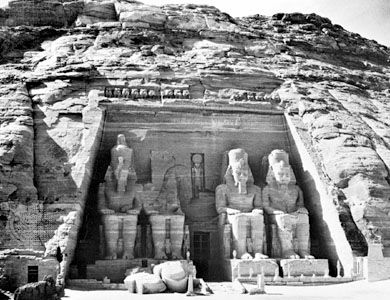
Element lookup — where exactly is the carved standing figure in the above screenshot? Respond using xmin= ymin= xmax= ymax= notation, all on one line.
xmin=262 ymin=149 xmax=313 ymax=259
xmin=191 ymin=153 xmax=204 ymax=199
xmin=215 ymin=149 xmax=267 ymax=259
xmin=99 ymin=134 xmax=141 ymax=259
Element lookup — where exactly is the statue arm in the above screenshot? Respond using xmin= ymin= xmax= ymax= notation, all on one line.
xmin=215 ymin=185 xmax=228 ymax=214
xmin=262 ymin=186 xmax=280 ymax=215
xmin=296 ymin=186 xmax=308 ymax=214
xmin=130 ymin=149 xmax=135 ymax=169
xmin=110 ymin=148 xmax=118 ymax=171
xmin=252 ymin=187 xmax=263 ymax=214
xmin=132 ymin=196 xmax=141 ymax=211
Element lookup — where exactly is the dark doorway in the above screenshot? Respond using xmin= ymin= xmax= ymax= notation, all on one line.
xmin=192 ymin=231 xmax=210 ymax=280
xmin=27 ymin=266 xmax=39 ymax=283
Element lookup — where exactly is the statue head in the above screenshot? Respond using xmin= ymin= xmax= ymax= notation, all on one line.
xmin=266 ymin=149 xmax=296 ymax=185
xmin=192 ymin=153 xmax=203 ymax=168
xmin=227 ymin=149 xmax=251 ymax=194
xmin=268 ymin=149 xmax=289 ymax=166
xmin=131 ymin=89 xmax=139 ymax=97
xmin=148 ymin=89 xmax=156 ymax=98
xmin=273 ymin=161 xmax=291 ymax=185
xmin=140 ymin=89 xmax=148 ymax=98
xmin=116 ymin=134 xmax=127 ymax=146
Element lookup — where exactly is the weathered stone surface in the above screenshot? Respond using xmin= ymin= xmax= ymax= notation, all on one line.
xmin=228 ymin=258 xmax=278 ymax=279
xmin=13 ymin=276 xmax=57 ymax=300
xmin=116 ymin=2 xmax=166 ymax=26
xmin=6 ymin=0 xmax=67 ymax=27
xmin=124 ymin=272 xmax=166 ymax=294
xmin=0 ymin=249 xmax=58 ymax=291
xmin=153 ymin=261 xmax=191 ymax=293
xmin=0 ymin=0 xmax=389 ymax=284
xmin=76 ymin=1 xmax=116 ymax=26
xmin=0 ymin=83 xmax=36 ymax=204
xmin=280 ymin=259 xmax=329 ymax=277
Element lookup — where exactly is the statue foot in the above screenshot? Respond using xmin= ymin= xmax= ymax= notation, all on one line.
xmin=241 ymin=253 xmax=253 ymax=260
xmin=154 ymin=254 xmax=168 ymax=260
xmin=123 ymin=252 xmax=134 ymax=260
xmin=283 ymin=251 xmax=299 ymax=259
xmin=254 ymin=253 xmax=269 ymax=260
xmin=171 ymin=253 xmax=183 ymax=260
xmin=299 ymin=252 xmax=314 ymax=259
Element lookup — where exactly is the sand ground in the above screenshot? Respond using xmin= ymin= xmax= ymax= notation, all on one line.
xmin=63 ymin=279 xmax=390 ymax=300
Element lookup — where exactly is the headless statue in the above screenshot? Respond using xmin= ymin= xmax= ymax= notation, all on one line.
xmin=216 ymin=149 xmax=267 ymax=259
xmin=99 ymin=134 xmax=140 ymax=259
xmin=262 ymin=150 xmax=313 ymax=259
xmin=145 ymin=165 xmax=187 ymax=260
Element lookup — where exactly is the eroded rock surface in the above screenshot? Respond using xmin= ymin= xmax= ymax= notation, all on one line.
xmin=0 ymin=0 xmax=389 ymax=283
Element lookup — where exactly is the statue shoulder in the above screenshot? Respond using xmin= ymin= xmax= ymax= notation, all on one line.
xmin=253 ymin=184 xmax=261 ymax=192
xmin=248 ymin=184 xmax=261 ymax=195
xmin=293 ymin=184 xmax=303 ymax=193
xmin=216 ymin=184 xmax=228 ymax=194
xmin=262 ymin=185 xmax=270 ymax=193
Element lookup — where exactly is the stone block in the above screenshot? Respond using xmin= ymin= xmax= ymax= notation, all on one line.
xmin=280 ymin=259 xmax=328 ymax=277
xmin=7 ymin=0 xmax=66 ymax=27
xmin=83 ymin=1 xmax=116 ymax=20
xmin=124 ymin=272 xmax=166 ymax=294
xmin=115 ymin=2 xmax=166 ymax=25
xmin=226 ymin=259 xmax=278 ymax=281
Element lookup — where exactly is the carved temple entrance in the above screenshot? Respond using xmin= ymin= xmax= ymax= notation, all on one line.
xmin=192 ymin=231 xmax=211 ymax=280
xmin=71 ymin=103 xmax=348 ymax=282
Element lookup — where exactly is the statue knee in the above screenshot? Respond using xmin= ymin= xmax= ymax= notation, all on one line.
xmin=297 ymin=213 xmax=309 ymax=224
xmin=218 ymin=213 xmax=227 ymax=227
xmin=250 ymin=214 xmax=263 ymax=227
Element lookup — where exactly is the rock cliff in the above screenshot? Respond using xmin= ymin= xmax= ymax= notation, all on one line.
xmin=0 ymin=0 xmax=389 ymax=278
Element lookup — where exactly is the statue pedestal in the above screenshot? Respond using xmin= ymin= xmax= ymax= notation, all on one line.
xmin=85 ymin=258 xmax=189 ymax=283
xmin=224 ymin=259 xmax=278 ymax=281
xmin=280 ymin=259 xmax=328 ymax=277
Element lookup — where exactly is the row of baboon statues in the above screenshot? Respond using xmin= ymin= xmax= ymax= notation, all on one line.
xmin=98 ymin=134 xmax=313 ymax=261
xmin=104 ymin=86 xmax=190 ymax=99
xmin=103 ymin=87 xmax=269 ymax=102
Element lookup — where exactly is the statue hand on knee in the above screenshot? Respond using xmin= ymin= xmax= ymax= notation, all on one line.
xmin=251 ymin=208 xmax=263 ymax=215
xmin=226 ymin=208 xmax=241 ymax=215
xmin=219 ymin=212 xmax=227 ymax=226
xmin=120 ymin=205 xmax=132 ymax=213
xmin=297 ymin=207 xmax=308 ymax=214
xmin=101 ymin=208 xmax=115 ymax=215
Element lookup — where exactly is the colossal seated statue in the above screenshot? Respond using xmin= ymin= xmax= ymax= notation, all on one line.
xmin=216 ymin=148 xmax=267 ymax=259
xmin=262 ymin=149 xmax=313 ymax=259
xmin=99 ymin=134 xmax=141 ymax=259
xmin=145 ymin=164 xmax=186 ymax=260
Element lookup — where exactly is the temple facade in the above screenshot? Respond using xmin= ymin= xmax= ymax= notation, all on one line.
xmin=1 ymin=0 xmax=390 ymax=291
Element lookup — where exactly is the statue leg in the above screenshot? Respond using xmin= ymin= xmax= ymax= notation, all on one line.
xmin=102 ymin=215 xmax=119 ymax=259
xmin=296 ymin=213 xmax=312 ymax=258
xmin=227 ymin=214 xmax=247 ymax=258
xmin=250 ymin=213 xmax=266 ymax=256
xmin=274 ymin=214 xmax=299 ymax=259
xmin=170 ymin=215 xmax=185 ymax=259
xmin=122 ymin=215 xmax=138 ymax=259
xmin=218 ymin=213 xmax=231 ymax=258
xmin=149 ymin=215 xmax=168 ymax=260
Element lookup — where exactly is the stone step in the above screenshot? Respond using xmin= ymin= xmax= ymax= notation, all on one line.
xmin=239 ymin=276 xmax=354 ymax=285
xmin=102 ymin=283 xmax=127 ymax=290
xmin=67 ymin=279 xmax=105 ymax=290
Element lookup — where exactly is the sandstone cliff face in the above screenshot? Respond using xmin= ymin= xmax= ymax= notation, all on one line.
xmin=0 ymin=0 xmax=389 ymax=275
